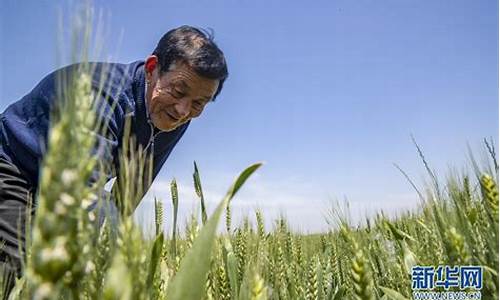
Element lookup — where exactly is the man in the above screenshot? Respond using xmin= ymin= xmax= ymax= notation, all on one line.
xmin=0 ymin=25 xmax=228 ymax=283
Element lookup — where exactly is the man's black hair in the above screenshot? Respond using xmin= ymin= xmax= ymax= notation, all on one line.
xmin=152 ymin=25 xmax=228 ymax=101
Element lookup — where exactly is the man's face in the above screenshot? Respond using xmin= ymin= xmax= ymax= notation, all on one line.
xmin=145 ymin=58 xmax=219 ymax=131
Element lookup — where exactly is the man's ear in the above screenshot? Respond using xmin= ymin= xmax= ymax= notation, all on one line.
xmin=145 ymin=55 xmax=158 ymax=77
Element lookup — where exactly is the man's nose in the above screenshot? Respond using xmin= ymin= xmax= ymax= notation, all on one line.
xmin=174 ymin=99 xmax=191 ymax=118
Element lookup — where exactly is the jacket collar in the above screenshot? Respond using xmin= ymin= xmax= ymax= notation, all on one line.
xmin=132 ymin=61 xmax=149 ymax=125
xmin=132 ymin=61 xmax=161 ymax=133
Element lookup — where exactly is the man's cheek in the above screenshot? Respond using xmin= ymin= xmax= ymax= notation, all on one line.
xmin=150 ymin=101 xmax=164 ymax=114
xmin=190 ymin=110 xmax=203 ymax=118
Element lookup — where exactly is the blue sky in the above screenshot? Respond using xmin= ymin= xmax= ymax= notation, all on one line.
xmin=1 ymin=0 xmax=498 ymax=233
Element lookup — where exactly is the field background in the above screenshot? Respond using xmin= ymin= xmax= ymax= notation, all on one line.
xmin=1 ymin=0 xmax=498 ymax=233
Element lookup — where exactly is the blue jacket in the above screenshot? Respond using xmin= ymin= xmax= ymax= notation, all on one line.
xmin=0 ymin=60 xmax=189 ymax=199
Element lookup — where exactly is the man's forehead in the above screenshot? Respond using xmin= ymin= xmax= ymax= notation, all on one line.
xmin=171 ymin=79 xmax=189 ymax=90
xmin=163 ymin=62 xmax=199 ymax=83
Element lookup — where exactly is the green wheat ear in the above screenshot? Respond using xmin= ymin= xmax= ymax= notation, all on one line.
xmin=351 ymin=247 xmax=375 ymax=300
xmin=340 ymin=226 xmax=375 ymax=300
xmin=222 ymin=238 xmax=239 ymax=297
xmin=154 ymin=197 xmax=164 ymax=236
xmin=193 ymin=161 xmax=208 ymax=225
xmin=250 ymin=271 xmax=267 ymax=300
xmin=146 ymin=233 xmax=164 ymax=291
xmin=480 ymin=174 xmax=499 ymax=224
xmin=170 ymin=178 xmax=179 ymax=258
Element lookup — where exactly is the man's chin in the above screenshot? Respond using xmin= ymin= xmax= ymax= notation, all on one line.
xmin=157 ymin=121 xmax=184 ymax=132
